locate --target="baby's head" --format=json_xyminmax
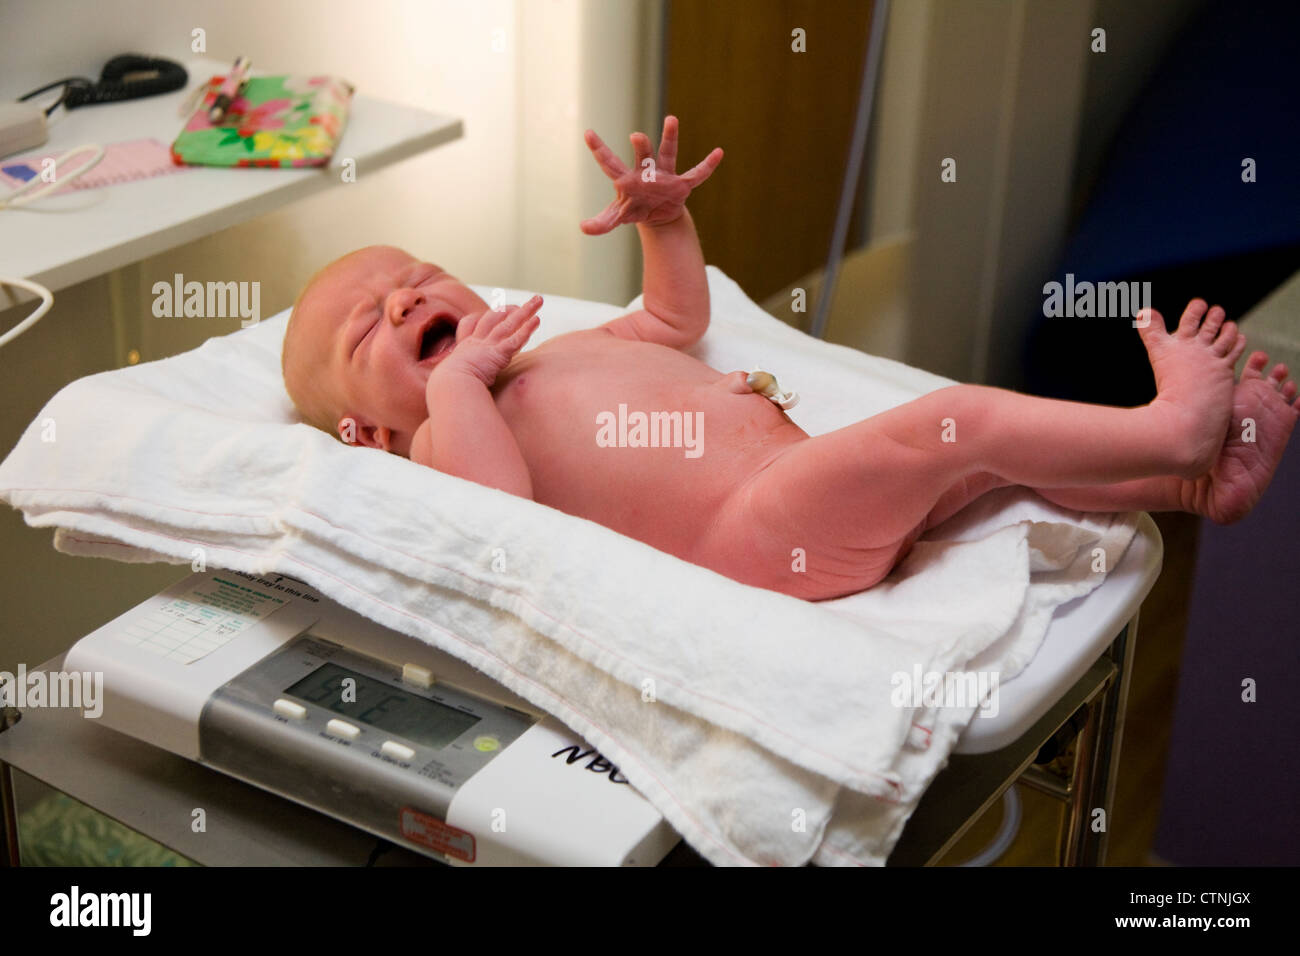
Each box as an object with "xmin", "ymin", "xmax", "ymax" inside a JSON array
[{"xmin": 282, "ymin": 245, "xmax": 489, "ymax": 456}]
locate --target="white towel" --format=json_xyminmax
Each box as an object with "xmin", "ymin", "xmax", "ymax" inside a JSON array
[{"xmin": 0, "ymin": 266, "xmax": 1136, "ymax": 865}]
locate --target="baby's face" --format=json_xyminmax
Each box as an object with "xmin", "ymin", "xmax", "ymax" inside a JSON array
[{"xmin": 298, "ymin": 246, "xmax": 490, "ymax": 454}]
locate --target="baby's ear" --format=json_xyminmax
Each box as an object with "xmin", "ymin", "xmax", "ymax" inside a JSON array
[
  {"xmin": 335, "ymin": 416, "xmax": 358, "ymax": 445},
  {"xmin": 337, "ymin": 415, "xmax": 389, "ymax": 449}
]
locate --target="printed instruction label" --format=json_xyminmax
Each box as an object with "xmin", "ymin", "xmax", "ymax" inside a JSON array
[
  {"xmin": 399, "ymin": 806, "xmax": 476, "ymax": 863},
  {"xmin": 115, "ymin": 575, "xmax": 289, "ymax": 664}
]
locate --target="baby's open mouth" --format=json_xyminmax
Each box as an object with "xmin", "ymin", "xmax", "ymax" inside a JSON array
[{"xmin": 418, "ymin": 314, "xmax": 458, "ymax": 364}]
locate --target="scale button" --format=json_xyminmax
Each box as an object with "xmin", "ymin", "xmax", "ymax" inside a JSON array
[
  {"xmin": 473, "ymin": 735, "xmax": 500, "ymax": 753},
  {"xmin": 381, "ymin": 740, "xmax": 415, "ymax": 761},
  {"xmin": 273, "ymin": 698, "xmax": 307, "ymax": 720},
  {"xmin": 326, "ymin": 719, "xmax": 361, "ymax": 740},
  {"xmin": 402, "ymin": 662, "xmax": 435, "ymax": 688}
]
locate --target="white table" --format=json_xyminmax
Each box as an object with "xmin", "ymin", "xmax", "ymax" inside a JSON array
[
  {"xmin": 0, "ymin": 58, "xmax": 462, "ymax": 291},
  {"xmin": 957, "ymin": 512, "xmax": 1161, "ymax": 753},
  {"xmin": 890, "ymin": 513, "xmax": 1162, "ymax": 866}
]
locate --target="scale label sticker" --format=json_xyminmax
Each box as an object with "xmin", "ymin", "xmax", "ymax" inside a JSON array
[
  {"xmin": 115, "ymin": 575, "xmax": 289, "ymax": 664},
  {"xmin": 399, "ymin": 807, "xmax": 476, "ymax": 863}
]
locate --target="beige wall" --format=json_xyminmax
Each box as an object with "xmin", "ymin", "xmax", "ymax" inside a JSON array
[
  {"xmin": 0, "ymin": 0, "xmax": 659, "ymax": 673},
  {"xmin": 861, "ymin": 0, "xmax": 931, "ymax": 246},
  {"xmin": 516, "ymin": 0, "xmax": 663, "ymax": 304}
]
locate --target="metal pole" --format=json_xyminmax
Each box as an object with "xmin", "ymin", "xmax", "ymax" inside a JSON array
[
  {"xmin": 0, "ymin": 707, "xmax": 23, "ymax": 866},
  {"xmin": 809, "ymin": 0, "xmax": 891, "ymax": 340}
]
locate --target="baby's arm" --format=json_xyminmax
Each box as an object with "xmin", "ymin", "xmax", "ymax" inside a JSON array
[
  {"xmin": 410, "ymin": 298, "xmax": 542, "ymax": 499},
  {"xmin": 418, "ymin": 371, "xmax": 532, "ymax": 498},
  {"xmin": 630, "ymin": 209, "xmax": 710, "ymax": 347},
  {"xmin": 581, "ymin": 116, "xmax": 723, "ymax": 349}
]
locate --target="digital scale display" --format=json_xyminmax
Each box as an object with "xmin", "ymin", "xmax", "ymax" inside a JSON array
[{"xmin": 287, "ymin": 662, "xmax": 480, "ymax": 750}]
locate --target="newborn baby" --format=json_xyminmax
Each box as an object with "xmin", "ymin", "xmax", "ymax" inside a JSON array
[{"xmin": 283, "ymin": 116, "xmax": 1298, "ymax": 600}]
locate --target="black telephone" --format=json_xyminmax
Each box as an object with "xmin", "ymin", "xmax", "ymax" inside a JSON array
[{"xmin": 18, "ymin": 55, "xmax": 188, "ymax": 115}]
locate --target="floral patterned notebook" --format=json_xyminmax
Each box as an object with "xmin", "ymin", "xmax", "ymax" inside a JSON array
[{"xmin": 171, "ymin": 75, "xmax": 353, "ymax": 168}]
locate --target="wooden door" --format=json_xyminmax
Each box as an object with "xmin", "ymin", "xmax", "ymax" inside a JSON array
[{"xmin": 664, "ymin": 0, "xmax": 875, "ymax": 306}]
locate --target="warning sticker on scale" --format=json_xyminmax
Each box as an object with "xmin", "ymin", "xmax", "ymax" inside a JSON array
[
  {"xmin": 114, "ymin": 574, "xmax": 289, "ymax": 664},
  {"xmin": 400, "ymin": 807, "xmax": 476, "ymax": 863}
]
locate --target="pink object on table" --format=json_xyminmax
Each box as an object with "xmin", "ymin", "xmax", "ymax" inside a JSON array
[{"xmin": 0, "ymin": 138, "xmax": 189, "ymax": 196}]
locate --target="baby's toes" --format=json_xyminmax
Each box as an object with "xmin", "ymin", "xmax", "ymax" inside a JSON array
[
  {"xmin": 1177, "ymin": 298, "xmax": 1208, "ymax": 337},
  {"xmin": 1135, "ymin": 308, "xmax": 1167, "ymax": 346},
  {"xmin": 1242, "ymin": 351, "xmax": 1271, "ymax": 379},
  {"xmin": 1198, "ymin": 304, "xmax": 1226, "ymax": 342},
  {"xmin": 1225, "ymin": 331, "xmax": 1248, "ymax": 366},
  {"xmin": 1282, "ymin": 380, "xmax": 1298, "ymax": 405},
  {"xmin": 1211, "ymin": 320, "xmax": 1239, "ymax": 357},
  {"xmin": 1267, "ymin": 363, "xmax": 1289, "ymax": 389}
]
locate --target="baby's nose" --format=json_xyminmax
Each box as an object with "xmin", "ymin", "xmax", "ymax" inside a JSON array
[{"xmin": 390, "ymin": 291, "xmax": 426, "ymax": 323}]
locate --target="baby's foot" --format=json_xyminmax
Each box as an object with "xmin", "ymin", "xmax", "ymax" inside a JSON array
[
  {"xmin": 1136, "ymin": 300, "xmax": 1246, "ymax": 477},
  {"xmin": 1184, "ymin": 352, "xmax": 1299, "ymax": 524}
]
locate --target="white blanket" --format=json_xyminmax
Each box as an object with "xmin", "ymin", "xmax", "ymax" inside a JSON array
[{"xmin": 0, "ymin": 266, "xmax": 1136, "ymax": 865}]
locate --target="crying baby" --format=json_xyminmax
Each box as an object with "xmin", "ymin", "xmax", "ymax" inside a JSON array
[{"xmin": 282, "ymin": 117, "xmax": 1299, "ymax": 600}]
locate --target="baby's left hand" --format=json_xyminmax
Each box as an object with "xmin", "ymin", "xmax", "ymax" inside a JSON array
[{"xmin": 580, "ymin": 115, "xmax": 723, "ymax": 236}]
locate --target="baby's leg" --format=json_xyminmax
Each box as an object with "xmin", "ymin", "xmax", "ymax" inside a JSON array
[
  {"xmin": 706, "ymin": 385, "xmax": 1198, "ymax": 598},
  {"xmin": 705, "ymin": 302, "xmax": 1247, "ymax": 597},
  {"xmin": 1036, "ymin": 350, "xmax": 1298, "ymax": 523}
]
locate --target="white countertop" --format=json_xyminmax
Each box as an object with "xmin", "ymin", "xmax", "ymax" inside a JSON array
[{"xmin": 0, "ymin": 58, "xmax": 462, "ymax": 291}]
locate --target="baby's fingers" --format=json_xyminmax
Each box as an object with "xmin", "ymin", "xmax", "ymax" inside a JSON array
[
  {"xmin": 580, "ymin": 198, "xmax": 624, "ymax": 236},
  {"xmin": 490, "ymin": 295, "xmax": 543, "ymax": 339},
  {"xmin": 502, "ymin": 314, "xmax": 541, "ymax": 354},
  {"xmin": 658, "ymin": 115, "xmax": 678, "ymax": 174},
  {"xmin": 584, "ymin": 129, "xmax": 628, "ymax": 180},
  {"xmin": 630, "ymin": 131, "xmax": 654, "ymax": 168},
  {"xmin": 680, "ymin": 147, "xmax": 723, "ymax": 188},
  {"xmin": 456, "ymin": 310, "xmax": 483, "ymax": 341},
  {"xmin": 467, "ymin": 301, "xmax": 520, "ymax": 339}
]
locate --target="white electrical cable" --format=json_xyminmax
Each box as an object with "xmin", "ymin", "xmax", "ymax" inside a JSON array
[
  {"xmin": 0, "ymin": 276, "xmax": 54, "ymax": 350},
  {"xmin": 0, "ymin": 142, "xmax": 105, "ymax": 209},
  {"xmin": 0, "ymin": 142, "xmax": 106, "ymax": 349},
  {"xmin": 958, "ymin": 786, "xmax": 1023, "ymax": 867}
]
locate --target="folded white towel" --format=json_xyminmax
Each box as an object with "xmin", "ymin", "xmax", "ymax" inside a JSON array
[{"xmin": 0, "ymin": 266, "xmax": 1136, "ymax": 865}]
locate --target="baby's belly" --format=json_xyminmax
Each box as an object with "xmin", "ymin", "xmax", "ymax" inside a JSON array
[{"xmin": 499, "ymin": 368, "xmax": 806, "ymax": 561}]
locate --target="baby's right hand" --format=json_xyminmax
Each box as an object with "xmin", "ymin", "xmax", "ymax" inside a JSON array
[{"xmin": 439, "ymin": 296, "xmax": 542, "ymax": 386}]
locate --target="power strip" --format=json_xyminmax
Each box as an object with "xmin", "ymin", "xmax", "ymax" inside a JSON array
[{"xmin": 0, "ymin": 102, "xmax": 48, "ymax": 161}]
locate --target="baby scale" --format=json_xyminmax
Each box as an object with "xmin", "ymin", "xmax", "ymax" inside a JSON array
[{"xmin": 64, "ymin": 569, "xmax": 677, "ymax": 866}]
